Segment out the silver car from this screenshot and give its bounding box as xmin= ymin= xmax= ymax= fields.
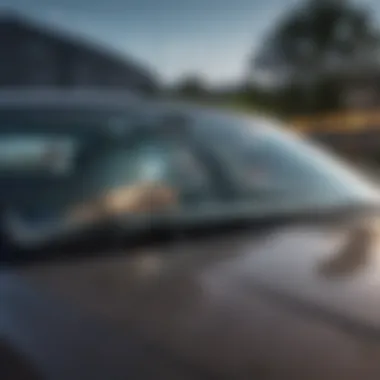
xmin=1 ymin=89 xmax=380 ymax=380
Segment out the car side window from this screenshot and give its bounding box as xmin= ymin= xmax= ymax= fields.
xmin=127 ymin=136 xmax=221 ymax=205
xmin=68 ymin=128 xmax=223 ymax=214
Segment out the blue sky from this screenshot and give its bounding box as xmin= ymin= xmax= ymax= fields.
xmin=2 ymin=0 xmax=380 ymax=85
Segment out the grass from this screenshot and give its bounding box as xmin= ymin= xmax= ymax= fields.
xmin=173 ymin=96 xmax=281 ymax=121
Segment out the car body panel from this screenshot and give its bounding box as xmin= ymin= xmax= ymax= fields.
xmin=0 ymin=272 xmax=205 ymax=380
xmin=3 ymin=215 xmax=380 ymax=379
xmin=1 ymin=89 xmax=380 ymax=379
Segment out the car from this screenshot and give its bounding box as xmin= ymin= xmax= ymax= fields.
xmin=1 ymin=89 xmax=380 ymax=380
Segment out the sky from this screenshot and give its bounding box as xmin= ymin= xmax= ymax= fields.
xmin=1 ymin=0 xmax=380 ymax=86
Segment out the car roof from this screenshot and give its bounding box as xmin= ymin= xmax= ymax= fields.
xmin=0 ymin=88 xmax=144 ymax=110
xmin=0 ymin=88 xmax=282 ymax=135
xmin=0 ymin=89 xmax=198 ymax=124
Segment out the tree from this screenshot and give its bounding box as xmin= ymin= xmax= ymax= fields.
xmin=251 ymin=0 xmax=380 ymax=114
xmin=173 ymin=74 xmax=209 ymax=99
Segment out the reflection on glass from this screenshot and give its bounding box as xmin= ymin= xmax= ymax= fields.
xmin=0 ymin=135 xmax=78 ymax=174
xmin=66 ymin=182 xmax=178 ymax=224
xmin=0 ymin=111 xmax=377 ymax=245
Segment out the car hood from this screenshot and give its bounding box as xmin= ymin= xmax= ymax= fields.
xmin=3 ymin=213 xmax=380 ymax=379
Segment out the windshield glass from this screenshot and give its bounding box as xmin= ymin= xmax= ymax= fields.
xmin=0 ymin=109 xmax=378 ymax=249
xmin=192 ymin=112 xmax=378 ymax=209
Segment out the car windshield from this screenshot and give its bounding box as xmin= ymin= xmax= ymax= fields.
xmin=0 ymin=108 xmax=378 ymax=248
xmin=192 ymin=113 xmax=379 ymax=207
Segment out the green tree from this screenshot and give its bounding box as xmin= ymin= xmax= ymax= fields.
xmin=252 ymin=0 xmax=380 ymax=114
xmin=173 ymin=75 xmax=209 ymax=99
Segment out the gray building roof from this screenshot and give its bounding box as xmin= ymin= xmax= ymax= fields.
xmin=0 ymin=11 xmax=160 ymax=94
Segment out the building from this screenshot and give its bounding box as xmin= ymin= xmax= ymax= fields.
xmin=0 ymin=12 xmax=158 ymax=94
